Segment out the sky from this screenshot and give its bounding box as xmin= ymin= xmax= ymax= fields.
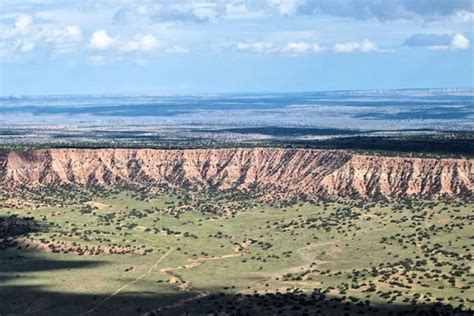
xmin=0 ymin=0 xmax=473 ymax=95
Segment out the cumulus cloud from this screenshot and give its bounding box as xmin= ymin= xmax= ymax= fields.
xmin=0 ymin=14 xmax=84 ymax=58
xmin=312 ymin=43 xmax=325 ymax=53
xmin=119 ymin=33 xmax=188 ymax=55
xmin=20 ymin=42 xmax=35 ymax=52
xmin=237 ymin=41 xmax=275 ymax=53
xmin=87 ymin=54 xmax=126 ymax=65
xmin=120 ymin=34 xmax=161 ymax=52
xmin=404 ymin=33 xmax=470 ymax=50
xmin=45 ymin=25 xmax=83 ymax=53
xmin=237 ymin=41 xmax=325 ymax=55
xmin=451 ymin=10 xmax=474 ymax=22
xmin=14 ymin=15 xmax=34 ymax=33
xmin=1 ymin=14 xmax=34 ymax=39
xmin=269 ymin=0 xmax=304 ymax=16
xmin=89 ymin=30 xmax=116 ymax=50
xmin=451 ymin=33 xmax=470 ymax=50
xmin=333 ymin=40 xmax=378 ymax=53
xmin=88 ymin=55 xmax=107 ymax=65
xmin=225 ymin=2 xmax=254 ymax=18
xmin=165 ymin=46 xmax=189 ymax=55
xmin=281 ymin=42 xmax=325 ymax=54
xmin=282 ymin=42 xmax=312 ymax=53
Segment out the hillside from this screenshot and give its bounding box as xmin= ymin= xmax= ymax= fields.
xmin=2 ymin=148 xmax=472 ymax=199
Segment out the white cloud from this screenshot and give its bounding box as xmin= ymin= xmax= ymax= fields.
xmin=225 ymin=2 xmax=253 ymax=18
xmin=193 ymin=5 xmax=220 ymax=21
xmin=237 ymin=41 xmax=274 ymax=53
xmin=450 ymin=33 xmax=470 ymax=50
xmin=312 ymin=43 xmax=325 ymax=53
xmin=121 ymin=34 xmax=161 ymax=52
xmin=1 ymin=14 xmax=34 ymax=39
xmin=237 ymin=41 xmax=325 ymax=55
xmin=89 ymin=30 xmax=116 ymax=50
xmin=88 ymin=55 xmax=106 ymax=65
xmin=119 ymin=33 xmax=188 ymax=55
xmin=165 ymin=46 xmax=189 ymax=55
xmin=0 ymin=14 xmax=85 ymax=58
xmin=45 ymin=25 xmax=83 ymax=53
xmin=282 ymin=42 xmax=312 ymax=54
xmin=137 ymin=5 xmax=148 ymax=15
xmin=451 ymin=10 xmax=474 ymax=22
xmin=14 ymin=15 xmax=33 ymax=33
xmin=87 ymin=55 xmax=125 ymax=65
xmin=20 ymin=42 xmax=35 ymax=52
xmin=270 ymin=0 xmax=302 ymax=16
xmin=333 ymin=39 xmax=378 ymax=53
xmin=280 ymin=42 xmax=325 ymax=55
xmin=65 ymin=26 xmax=82 ymax=38
xmin=0 ymin=40 xmax=35 ymax=59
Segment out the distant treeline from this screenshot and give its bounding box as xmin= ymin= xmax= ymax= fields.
xmin=198 ymin=127 xmax=361 ymax=136
xmin=275 ymin=135 xmax=474 ymax=157
xmin=1 ymin=130 xmax=473 ymax=158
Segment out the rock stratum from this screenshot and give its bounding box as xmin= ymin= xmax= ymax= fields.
xmin=1 ymin=148 xmax=472 ymax=199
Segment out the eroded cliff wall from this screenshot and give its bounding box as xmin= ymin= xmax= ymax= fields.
xmin=1 ymin=148 xmax=472 ymax=199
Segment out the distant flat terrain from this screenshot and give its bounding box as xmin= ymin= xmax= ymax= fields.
xmin=1 ymin=89 xmax=473 ymax=157
xmin=2 ymin=89 xmax=473 ymax=129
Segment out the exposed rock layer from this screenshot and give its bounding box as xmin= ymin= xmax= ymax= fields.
xmin=1 ymin=148 xmax=472 ymax=199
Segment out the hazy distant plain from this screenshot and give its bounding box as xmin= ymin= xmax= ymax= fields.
xmin=1 ymin=89 xmax=473 ymax=131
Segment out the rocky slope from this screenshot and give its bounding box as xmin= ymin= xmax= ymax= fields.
xmin=1 ymin=148 xmax=472 ymax=199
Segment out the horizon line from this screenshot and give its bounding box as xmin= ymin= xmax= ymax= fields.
xmin=1 ymin=86 xmax=473 ymax=98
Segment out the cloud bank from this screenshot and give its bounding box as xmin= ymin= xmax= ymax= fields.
xmin=0 ymin=1 xmax=472 ymax=61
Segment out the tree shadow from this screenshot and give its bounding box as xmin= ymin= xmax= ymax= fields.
xmin=0 ymin=284 xmax=471 ymax=316
xmin=0 ymin=215 xmax=105 ymax=284
xmin=160 ymin=290 xmax=473 ymax=316
xmin=0 ymin=215 xmax=41 ymax=240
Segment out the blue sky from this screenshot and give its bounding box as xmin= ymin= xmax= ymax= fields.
xmin=0 ymin=0 xmax=473 ymax=95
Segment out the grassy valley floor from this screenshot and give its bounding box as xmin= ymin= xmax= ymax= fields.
xmin=0 ymin=189 xmax=472 ymax=315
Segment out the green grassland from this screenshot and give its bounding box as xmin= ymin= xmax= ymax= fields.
xmin=0 ymin=189 xmax=472 ymax=315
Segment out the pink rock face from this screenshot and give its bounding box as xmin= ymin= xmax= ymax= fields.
xmin=1 ymin=148 xmax=472 ymax=199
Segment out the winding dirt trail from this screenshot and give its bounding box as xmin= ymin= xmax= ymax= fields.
xmin=144 ymin=240 xmax=253 ymax=314
xmin=160 ymin=240 xmax=252 ymax=290
xmin=84 ymin=240 xmax=251 ymax=315
xmin=160 ymin=252 xmax=245 ymax=290
xmin=83 ymin=248 xmax=174 ymax=315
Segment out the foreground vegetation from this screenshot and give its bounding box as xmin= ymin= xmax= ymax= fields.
xmin=0 ymin=187 xmax=473 ymax=315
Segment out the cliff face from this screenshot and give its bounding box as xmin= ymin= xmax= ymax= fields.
xmin=1 ymin=148 xmax=472 ymax=199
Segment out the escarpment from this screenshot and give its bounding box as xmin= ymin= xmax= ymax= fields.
xmin=1 ymin=148 xmax=472 ymax=199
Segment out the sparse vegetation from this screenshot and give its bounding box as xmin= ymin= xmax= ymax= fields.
xmin=1 ymin=186 xmax=472 ymax=315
